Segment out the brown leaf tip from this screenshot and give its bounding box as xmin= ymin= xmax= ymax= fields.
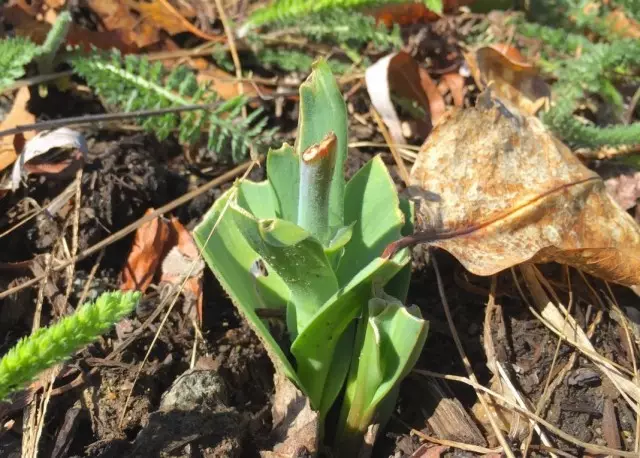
xmin=301 ymin=132 xmax=337 ymax=163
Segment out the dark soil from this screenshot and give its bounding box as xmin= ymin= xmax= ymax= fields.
xmin=1 ymin=9 xmax=639 ymax=458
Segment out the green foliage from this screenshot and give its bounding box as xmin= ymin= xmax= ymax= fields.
xmin=0 ymin=11 xmax=73 ymax=90
xmin=73 ymin=51 xmax=273 ymax=163
xmin=508 ymin=1 xmax=640 ymax=148
xmin=259 ymin=48 xmax=353 ymax=74
xmin=266 ymin=10 xmax=402 ymax=50
xmin=193 ymin=61 xmax=425 ymax=454
xmin=336 ymin=287 xmax=427 ymax=455
xmin=0 ymin=37 xmax=40 ymax=90
xmin=0 ymin=291 xmax=140 ymax=401
xmin=243 ymin=0 xmax=442 ymax=30
xmin=36 ymin=11 xmax=72 ymax=75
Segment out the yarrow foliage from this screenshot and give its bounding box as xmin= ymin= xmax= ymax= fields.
xmin=0 ymin=37 xmax=40 ymax=90
xmin=0 ymin=291 xmax=140 ymax=400
xmin=73 ymin=51 xmax=274 ymax=163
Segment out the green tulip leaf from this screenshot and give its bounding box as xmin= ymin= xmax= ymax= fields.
xmin=266 ymin=143 xmax=299 ymax=222
xmin=297 ymin=60 xmax=348 ymax=232
xmin=193 ymin=189 xmax=300 ymax=387
xmin=336 ymin=156 xmax=405 ymax=286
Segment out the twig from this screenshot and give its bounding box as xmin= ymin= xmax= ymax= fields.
xmin=415 ymin=369 xmax=638 ymax=457
xmin=410 ymin=429 xmax=502 ymax=455
xmin=213 ymin=0 xmax=252 ymax=159
xmin=0 ymin=103 xmax=218 ymax=138
xmin=522 ymin=265 xmax=572 ymax=457
xmin=495 ymin=362 xmax=556 ymax=455
xmin=370 ymin=107 xmax=411 ymax=186
xmin=63 ymin=170 xmax=83 ymax=308
xmin=0 ymin=159 xmax=257 ymax=300
xmin=603 ymin=282 xmax=640 ymax=453
xmin=431 ymin=252 xmax=516 ymax=458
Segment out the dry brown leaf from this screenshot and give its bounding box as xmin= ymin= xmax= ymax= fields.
xmin=605 ymin=8 xmax=640 ymax=38
xmin=365 ymin=51 xmax=435 ymax=145
xmin=196 ymin=66 xmax=272 ymax=103
xmin=0 ymin=88 xmax=36 ymax=175
xmin=404 ymin=90 xmax=640 ymax=287
xmin=442 ymin=72 xmax=466 ymax=107
xmin=121 ymin=210 xmax=173 ymax=292
xmin=260 ymin=370 xmax=319 ymax=458
xmin=369 ymin=0 xmax=475 ymax=26
xmin=465 ymin=45 xmax=550 ymax=115
xmin=127 ymin=0 xmax=223 ymax=43
xmin=86 ymin=0 xmax=160 ymax=48
xmin=4 ymin=4 xmax=137 ymax=52
xmin=161 ymin=218 xmax=204 ymax=323
xmin=419 ymin=67 xmax=446 ymax=124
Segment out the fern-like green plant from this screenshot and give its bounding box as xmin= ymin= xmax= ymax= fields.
xmin=259 ymin=48 xmax=354 ymax=74
xmin=264 ymin=10 xmax=402 ymax=49
xmin=499 ymin=3 xmax=640 ymax=148
xmin=36 ymin=11 xmax=72 ymax=75
xmin=73 ymin=51 xmax=274 ymax=162
xmin=0 ymin=12 xmax=73 ymax=91
xmin=241 ymin=0 xmax=442 ymax=33
xmin=0 ymin=291 xmax=140 ymax=401
xmin=0 ymin=37 xmax=40 ymax=90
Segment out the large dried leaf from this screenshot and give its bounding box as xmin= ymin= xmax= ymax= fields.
xmin=465 ymin=45 xmax=550 ymax=115
xmin=408 ymin=91 xmax=640 ymax=286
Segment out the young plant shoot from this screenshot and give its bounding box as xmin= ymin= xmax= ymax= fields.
xmin=193 ymin=60 xmax=428 ymax=456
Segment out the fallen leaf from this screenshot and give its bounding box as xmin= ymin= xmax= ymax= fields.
xmin=4 ymin=5 xmax=137 ymax=52
xmin=465 ymin=44 xmax=550 ymax=115
xmin=402 ymin=90 xmax=640 ymax=287
xmin=121 ymin=210 xmax=173 ymax=292
xmin=161 ymin=218 xmax=204 ymax=323
xmin=365 ymin=51 xmax=436 ymax=145
xmin=419 ymin=68 xmax=446 ymax=124
xmin=471 ymin=374 xmax=529 ymax=440
xmin=0 ymin=87 xmax=35 ymax=175
xmin=604 ymin=8 xmax=640 ymax=38
xmin=442 ymin=72 xmax=465 ymax=107
xmin=86 ymin=0 xmax=160 ymax=48
xmin=368 ymin=0 xmax=475 ymax=26
xmin=260 ymin=370 xmax=319 ymax=458
xmin=196 ymin=66 xmax=272 ymax=103
xmin=11 ymin=128 xmax=87 ymax=190
xmin=127 ymin=0 xmax=223 ymax=42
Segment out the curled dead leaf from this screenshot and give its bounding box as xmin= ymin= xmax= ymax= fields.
xmin=121 ymin=212 xmax=204 ymax=320
xmin=365 ymin=51 xmax=436 ymax=144
xmin=465 ymin=44 xmax=550 ymax=115
xmin=121 ymin=210 xmax=173 ymax=292
xmin=161 ymin=218 xmax=204 ymax=323
xmin=10 ymin=127 xmax=86 ymax=192
xmin=404 ymin=91 xmax=640 ymax=287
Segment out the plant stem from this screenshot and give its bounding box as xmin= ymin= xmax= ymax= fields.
xmin=297 ymin=132 xmax=337 ymax=244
